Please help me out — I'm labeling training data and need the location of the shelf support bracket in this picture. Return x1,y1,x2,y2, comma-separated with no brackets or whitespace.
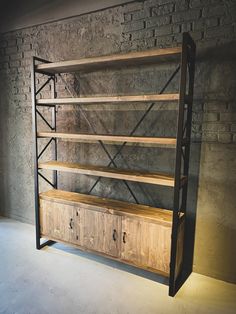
37,138,54,160
36,76,53,96
38,172,55,188
36,109,55,130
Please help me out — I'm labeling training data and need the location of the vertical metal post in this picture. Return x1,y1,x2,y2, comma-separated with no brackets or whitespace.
169,33,189,296
181,38,196,216
31,57,41,250
51,76,57,188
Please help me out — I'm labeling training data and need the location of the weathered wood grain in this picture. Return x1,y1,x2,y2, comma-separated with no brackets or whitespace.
121,217,172,274
35,47,182,73
36,94,179,105
37,132,177,146
38,161,187,187
40,199,80,244
81,209,121,257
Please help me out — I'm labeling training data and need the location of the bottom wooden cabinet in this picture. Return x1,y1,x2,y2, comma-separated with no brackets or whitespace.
80,209,121,257
39,193,182,277
40,200,80,245
121,217,171,274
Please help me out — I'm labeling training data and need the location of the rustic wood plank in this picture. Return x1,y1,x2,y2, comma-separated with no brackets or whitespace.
39,189,181,226
37,132,177,146
40,200,80,245
35,47,182,74
36,94,179,105
81,209,121,257
38,161,186,187
121,217,171,274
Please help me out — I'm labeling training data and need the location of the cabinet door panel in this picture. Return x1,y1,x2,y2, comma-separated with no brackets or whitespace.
40,200,80,245
81,209,121,257
121,218,171,274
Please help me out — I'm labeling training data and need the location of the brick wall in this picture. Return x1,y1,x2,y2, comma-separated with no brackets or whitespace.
1,0,236,144
0,0,236,283
121,0,236,144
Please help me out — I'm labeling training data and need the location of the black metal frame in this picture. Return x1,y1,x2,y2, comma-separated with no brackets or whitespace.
31,32,196,296
169,33,196,296
31,56,56,249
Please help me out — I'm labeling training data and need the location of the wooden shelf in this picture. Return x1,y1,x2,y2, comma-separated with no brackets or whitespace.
38,161,186,187
36,94,179,105
40,189,181,226
35,47,182,74
37,132,177,146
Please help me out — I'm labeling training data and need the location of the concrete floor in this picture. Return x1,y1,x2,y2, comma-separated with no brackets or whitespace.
0,217,235,314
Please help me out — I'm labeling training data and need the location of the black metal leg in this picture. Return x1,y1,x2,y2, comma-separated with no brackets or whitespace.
39,239,55,249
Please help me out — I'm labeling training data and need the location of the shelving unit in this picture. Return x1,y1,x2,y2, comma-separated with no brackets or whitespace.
31,32,196,297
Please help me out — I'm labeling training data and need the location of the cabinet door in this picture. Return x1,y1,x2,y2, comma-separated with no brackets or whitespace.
121,218,171,274
81,209,121,257
40,200,80,245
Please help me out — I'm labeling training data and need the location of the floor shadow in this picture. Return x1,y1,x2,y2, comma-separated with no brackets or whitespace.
48,241,169,286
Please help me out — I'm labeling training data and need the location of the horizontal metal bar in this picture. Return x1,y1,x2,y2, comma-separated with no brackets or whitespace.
34,56,52,64
36,104,57,108
35,70,56,76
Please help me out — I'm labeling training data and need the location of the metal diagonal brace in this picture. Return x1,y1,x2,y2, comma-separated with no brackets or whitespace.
38,172,55,188
89,65,181,194
36,109,54,130
36,76,53,96
58,74,139,204
38,138,54,160
92,109,157,206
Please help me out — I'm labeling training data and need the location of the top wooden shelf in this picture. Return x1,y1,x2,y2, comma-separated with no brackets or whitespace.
35,47,182,74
